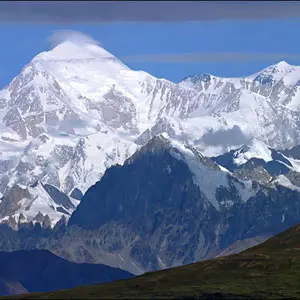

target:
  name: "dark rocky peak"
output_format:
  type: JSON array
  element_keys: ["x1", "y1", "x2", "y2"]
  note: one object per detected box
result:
[
  {"x1": 182, "y1": 73, "x2": 213, "y2": 84},
  {"x1": 139, "y1": 134, "x2": 171, "y2": 152},
  {"x1": 129, "y1": 134, "x2": 217, "y2": 175},
  {"x1": 126, "y1": 135, "x2": 171, "y2": 164},
  {"x1": 68, "y1": 134, "x2": 208, "y2": 230}
]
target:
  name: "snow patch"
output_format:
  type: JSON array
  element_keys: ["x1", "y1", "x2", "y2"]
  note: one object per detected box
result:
[
  {"x1": 275, "y1": 175, "x2": 300, "y2": 192},
  {"x1": 233, "y1": 139, "x2": 273, "y2": 166}
]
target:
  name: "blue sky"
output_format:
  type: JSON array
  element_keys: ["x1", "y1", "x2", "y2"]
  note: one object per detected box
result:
[{"x1": 1, "y1": 16, "x2": 300, "y2": 88}]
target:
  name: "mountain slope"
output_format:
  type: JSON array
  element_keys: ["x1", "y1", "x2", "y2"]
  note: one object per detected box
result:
[
  {"x1": 63, "y1": 136, "x2": 300, "y2": 274},
  {"x1": 12, "y1": 223, "x2": 300, "y2": 300},
  {"x1": 0, "y1": 249, "x2": 133, "y2": 296}
]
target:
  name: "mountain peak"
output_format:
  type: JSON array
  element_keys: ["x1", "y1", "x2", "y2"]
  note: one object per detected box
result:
[
  {"x1": 250, "y1": 60, "x2": 298, "y2": 85},
  {"x1": 33, "y1": 41, "x2": 116, "y2": 62},
  {"x1": 275, "y1": 60, "x2": 291, "y2": 68},
  {"x1": 260, "y1": 61, "x2": 294, "y2": 73},
  {"x1": 181, "y1": 72, "x2": 215, "y2": 84},
  {"x1": 268, "y1": 60, "x2": 295, "y2": 74}
]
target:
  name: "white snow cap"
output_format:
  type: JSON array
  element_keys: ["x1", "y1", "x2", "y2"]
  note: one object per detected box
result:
[
  {"x1": 256, "y1": 61, "x2": 293, "y2": 75},
  {"x1": 249, "y1": 60, "x2": 300, "y2": 86},
  {"x1": 34, "y1": 40, "x2": 116, "y2": 61}
]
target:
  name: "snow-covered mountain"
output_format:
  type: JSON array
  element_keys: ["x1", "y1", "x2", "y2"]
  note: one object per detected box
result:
[{"x1": 2, "y1": 40, "x2": 300, "y2": 226}]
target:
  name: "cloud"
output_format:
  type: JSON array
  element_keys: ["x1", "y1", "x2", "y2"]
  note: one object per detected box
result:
[
  {"x1": 47, "y1": 30, "x2": 101, "y2": 47},
  {"x1": 201, "y1": 126, "x2": 250, "y2": 147},
  {"x1": 1, "y1": 1, "x2": 300, "y2": 23},
  {"x1": 121, "y1": 52, "x2": 300, "y2": 64}
]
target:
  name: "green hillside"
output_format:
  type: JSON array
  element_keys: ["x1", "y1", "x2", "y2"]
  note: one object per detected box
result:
[{"x1": 8, "y1": 224, "x2": 300, "y2": 299}]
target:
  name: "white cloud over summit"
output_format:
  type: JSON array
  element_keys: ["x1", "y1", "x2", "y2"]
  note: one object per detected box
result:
[{"x1": 47, "y1": 30, "x2": 101, "y2": 48}]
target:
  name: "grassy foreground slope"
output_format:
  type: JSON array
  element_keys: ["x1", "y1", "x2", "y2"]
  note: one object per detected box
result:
[{"x1": 8, "y1": 223, "x2": 300, "y2": 299}]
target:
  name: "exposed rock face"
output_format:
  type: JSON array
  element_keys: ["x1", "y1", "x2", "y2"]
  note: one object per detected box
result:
[
  {"x1": 0, "y1": 182, "x2": 79, "y2": 228},
  {"x1": 233, "y1": 166, "x2": 272, "y2": 184},
  {"x1": 0, "y1": 185, "x2": 31, "y2": 218}
]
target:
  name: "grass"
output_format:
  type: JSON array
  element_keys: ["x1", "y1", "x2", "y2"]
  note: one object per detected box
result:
[{"x1": 6, "y1": 224, "x2": 300, "y2": 299}]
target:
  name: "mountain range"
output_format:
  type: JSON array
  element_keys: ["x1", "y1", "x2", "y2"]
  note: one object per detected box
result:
[
  {"x1": 1, "y1": 135, "x2": 300, "y2": 277},
  {"x1": 2, "y1": 40, "x2": 300, "y2": 283},
  {"x1": 2, "y1": 41, "x2": 300, "y2": 227}
]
